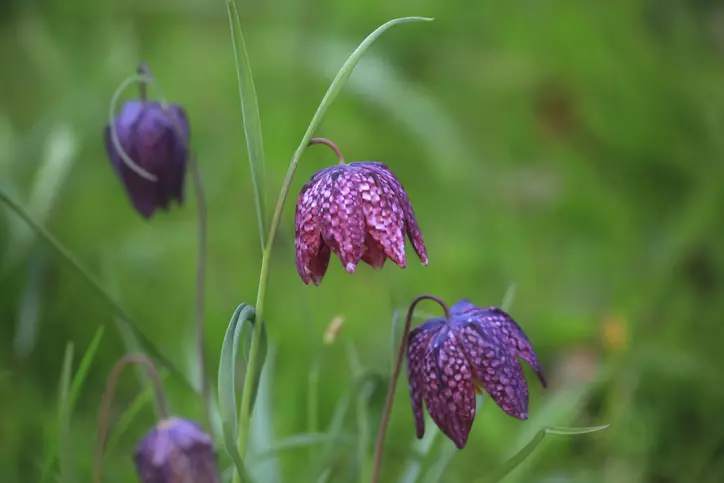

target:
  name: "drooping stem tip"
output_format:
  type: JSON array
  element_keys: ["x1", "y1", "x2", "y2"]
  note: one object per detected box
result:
[
  {"x1": 309, "y1": 137, "x2": 346, "y2": 165},
  {"x1": 371, "y1": 294, "x2": 450, "y2": 483},
  {"x1": 93, "y1": 354, "x2": 168, "y2": 483}
]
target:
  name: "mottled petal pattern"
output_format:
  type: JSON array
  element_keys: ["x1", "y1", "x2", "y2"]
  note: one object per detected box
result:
[
  {"x1": 293, "y1": 155, "x2": 428, "y2": 285},
  {"x1": 479, "y1": 307, "x2": 548, "y2": 387},
  {"x1": 319, "y1": 169, "x2": 366, "y2": 272},
  {"x1": 456, "y1": 322, "x2": 529, "y2": 419},
  {"x1": 404, "y1": 297, "x2": 546, "y2": 448},
  {"x1": 421, "y1": 328, "x2": 476, "y2": 449},
  {"x1": 357, "y1": 169, "x2": 406, "y2": 267},
  {"x1": 451, "y1": 300, "x2": 547, "y2": 388},
  {"x1": 407, "y1": 319, "x2": 445, "y2": 439},
  {"x1": 295, "y1": 182, "x2": 325, "y2": 284},
  {"x1": 357, "y1": 162, "x2": 428, "y2": 265}
]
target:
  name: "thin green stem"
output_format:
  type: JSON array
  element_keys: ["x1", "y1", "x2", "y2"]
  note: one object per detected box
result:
[
  {"x1": 371, "y1": 294, "x2": 450, "y2": 483},
  {"x1": 0, "y1": 188, "x2": 192, "y2": 391},
  {"x1": 231, "y1": 17, "x2": 433, "y2": 482}
]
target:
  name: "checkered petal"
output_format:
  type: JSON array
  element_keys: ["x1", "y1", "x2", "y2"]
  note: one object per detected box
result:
[
  {"x1": 318, "y1": 169, "x2": 366, "y2": 273},
  {"x1": 356, "y1": 166, "x2": 406, "y2": 267},
  {"x1": 455, "y1": 320, "x2": 529, "y2": 420},
  {"x1": 420, "y1": 327, "x2": 476, "y2": 449},
  {"x1": 358, "y1": 162, "x2": 428, "y2": 265},
  {"x1": 407, "y1": 319, "x2": 445, "y2": 439}
]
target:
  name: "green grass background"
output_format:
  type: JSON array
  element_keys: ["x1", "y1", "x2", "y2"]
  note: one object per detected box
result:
[{"x1": 2, "y1": 1, "x2": 724, "y2": 482}]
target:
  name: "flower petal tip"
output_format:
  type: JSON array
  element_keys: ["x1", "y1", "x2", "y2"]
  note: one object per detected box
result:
[{"x1": 345, "y1": 262, "x2": 357, "y2": 274}]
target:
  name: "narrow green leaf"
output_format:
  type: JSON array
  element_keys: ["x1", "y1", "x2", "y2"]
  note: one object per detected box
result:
[
  {"x1": 69, "y1": 327, "x2": 104, "y2": 409},
  {"x1": 252, "y1": 432, "x2": 356, "y2": 462},
  {"x1": 543, "y1": 424, "x2": 611, "y2": 436},
  {"x1": 218, "y1": 303, "x2": 257, "y2": 482},
  {"x1": 105, "y1": 381, "x2": 158, "y2": 455},
  {"x1": 292, "y1": 17, "x2": 433, "y2": 164},
  {"x1": 0, "y1": 188, "x2": 192, "y2": 392},
  {"x1": 225, "y1": 0, "x2": 267, "y2": 248},
  {"x1": 41, "y1": 328, "x2": 104, "y2": 482},
  {"x1": 479, "y1": 424, "x2": 610, "y2": 483},
  {"x1": 58, "y1": 343, "x2": 75, "y2": 483}
]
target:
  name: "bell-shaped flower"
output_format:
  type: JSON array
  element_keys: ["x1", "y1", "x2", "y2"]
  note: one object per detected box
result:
[
  {"x1": 104, "y1": 100, "x2": 190, "y2": 218},
  {"x1": 134, "y1": 417, "x2": 220, "y2": 483},
  {"x1": 295, "y1": 158, "x2": 427, "y2": 285},
  {"x1": 406, "y1": 299, "x2": 547, "y2": 449}
]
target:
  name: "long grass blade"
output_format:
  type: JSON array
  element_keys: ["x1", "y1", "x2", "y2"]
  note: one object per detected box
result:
[
  {"x1": 225, "y1": 0, "x2": 267, "y2": 248},
  {"x1": 478, "y1": 425, "x2": 610, "y2": 483},
  {"x1": 218, "y1": 303, "x2": 257, "y2": 482},
  {"x1": 58, "y1": 343, "x2": 75, "y2": 483},
  {"x1": 0, "y1": 188, "x2": 192, "y2": 391}
]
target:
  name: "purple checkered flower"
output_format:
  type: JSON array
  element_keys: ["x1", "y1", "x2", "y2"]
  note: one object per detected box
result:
[
  {"x1": 104, "y1": 97, "x2": 190, "y2": 219},
  {"x1": 134, "y1": 417, "x2": 220, "y2": 483},
  {"x1": 294, "y1": 140, "x2": 427, "y2": 285},
  {"x1": 406, "y1": 299, "x2": 547, "y2": 449}
]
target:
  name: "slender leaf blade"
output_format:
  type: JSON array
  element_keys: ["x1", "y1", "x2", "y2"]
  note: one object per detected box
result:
[
  {"x1": 225, "y1": 0, "x2": 267, "y2": 248},
  {"x1": 293, "y1": 17, "x2": 433, "y2": 163},
  {"x1": 479, "y1": 424, "x2": 610, "y2": 483},
  {"x1": 58, "y1": 343, "x2": 75, "y2": 483},
  {"x1": 218, "y1": 303, "x2": 257, "y2": 482}
]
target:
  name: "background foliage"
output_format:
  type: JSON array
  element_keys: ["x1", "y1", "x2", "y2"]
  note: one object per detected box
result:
[{"x1": 2, "y1": 1, "x2": 724, "y2": 482}]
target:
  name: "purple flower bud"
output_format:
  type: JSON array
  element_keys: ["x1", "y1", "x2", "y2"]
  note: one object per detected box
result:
[
  {"x1": 406, "y1": 299, "x2": 547, "y2": 449},
  {"x1": 294, "y1": 161, "x2": 427, "y2": 285},
  {"x1": 134, "y1": 417, "x2": 220, "y2": 483},
  {"x1": 104, "y1": 100, "x2": 190, "y2": 218}
]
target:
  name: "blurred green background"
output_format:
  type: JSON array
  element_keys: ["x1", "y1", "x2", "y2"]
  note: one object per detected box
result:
[{"x1": 2, "y1": 0, "x2": 724, "y2": 482}]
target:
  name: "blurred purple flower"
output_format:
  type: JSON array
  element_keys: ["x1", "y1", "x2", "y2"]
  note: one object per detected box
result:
[
  {"x1": 294, "y1": 161, "x2": 427, "y2": 285},
  {"x1": 104, "y1": 100, "x2": 190, "y2": 218},
  {"x1": 406, "y1": 299, "x2": 547, "y2": 449},
  {"x1": 134, "y1": 417, "x2": 220, "y2": 483}
]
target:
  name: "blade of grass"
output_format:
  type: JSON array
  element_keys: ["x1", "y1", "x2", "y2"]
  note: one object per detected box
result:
[
  {"x1": 0, "y1": 188, "x2": 192, "y2": 391},
  {"x1": 58, "y1": 343, "x2": 75, "y2": 483},
  {"x1": 225, "y1": 0, "x2": 267, "y2": 248},
  {"x1": 347, "y1": 342, "x2": 373, "y2": 483},
  {"x1": 476, "y1": 425, "x2": 610, "y2": 483},
  {"x1": 104, "y1": 381, "x2": 158, "y2": 455},
  {"x1": 218, "y1": 303, "x2": 257, "y2": 482},
  {"x1": 252, "y1": 432, "x2": 356, "y2": 462},
  {"x1": 42, "y1": 329, "x2": 104, "y2": 483}
]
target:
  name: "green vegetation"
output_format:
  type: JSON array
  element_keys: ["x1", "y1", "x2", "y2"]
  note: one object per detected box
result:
[{"x1": 2, "y1": 1, "x2": 724, "y2": 482}]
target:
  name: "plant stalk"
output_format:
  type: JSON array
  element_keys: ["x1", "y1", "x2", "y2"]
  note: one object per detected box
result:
[
  {"x1": 371, "y1": 294, "x2": 450, "y2": 483},
  {"x1": 94, "y1": 354, "x2": 168, "y2": 483}
]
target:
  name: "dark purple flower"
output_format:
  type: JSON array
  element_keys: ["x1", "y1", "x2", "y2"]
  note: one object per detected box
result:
[
  {"x1": 406, "y1": 299, "x2": 547, "y2": 449},
  {"x1": 295, "y1": 161, "x2": 427, "y2": 285},
  {"x1": 134, "y1": 417, "x2": 220, "y2": 483},
  {"x1": 104, "y1": 100, "x2": 190, "y2": 218}
]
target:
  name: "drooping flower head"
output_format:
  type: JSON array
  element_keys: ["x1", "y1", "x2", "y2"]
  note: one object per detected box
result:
[
  {"x1": 104, "y1": 64, "x2": 190, "y2": 219},
  {"x1": 295, "y1": 138, "x2": 427, "y2": 285},
  {"x1": 406, "y1": 298, "x2": 547, "y2": 449},
  {"x1": 134, "y1": 417, "x2": 220, "y2": 483}
]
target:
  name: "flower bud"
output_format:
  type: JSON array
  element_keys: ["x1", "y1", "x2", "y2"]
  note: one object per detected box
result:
[
  {"x1": 104, "y1": 100, "x2": 190, "y2": 218},
  {"x1": 134, "y1": 417, "x2": 220, "y2": 483}
]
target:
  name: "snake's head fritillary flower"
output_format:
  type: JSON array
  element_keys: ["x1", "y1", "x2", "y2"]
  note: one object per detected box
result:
[
  {"x1": 294, "y1": 140, "x2": 427, "y2": 285},
  {"x1": 104, "y1": 98, "x2": 190, "y2": 219},
  {"x1": 134, "y1": 417, "x2": 220, "y2": 483},
  {"x1": 406, "y1": 299, "x2": 547, "y2": 449}
]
